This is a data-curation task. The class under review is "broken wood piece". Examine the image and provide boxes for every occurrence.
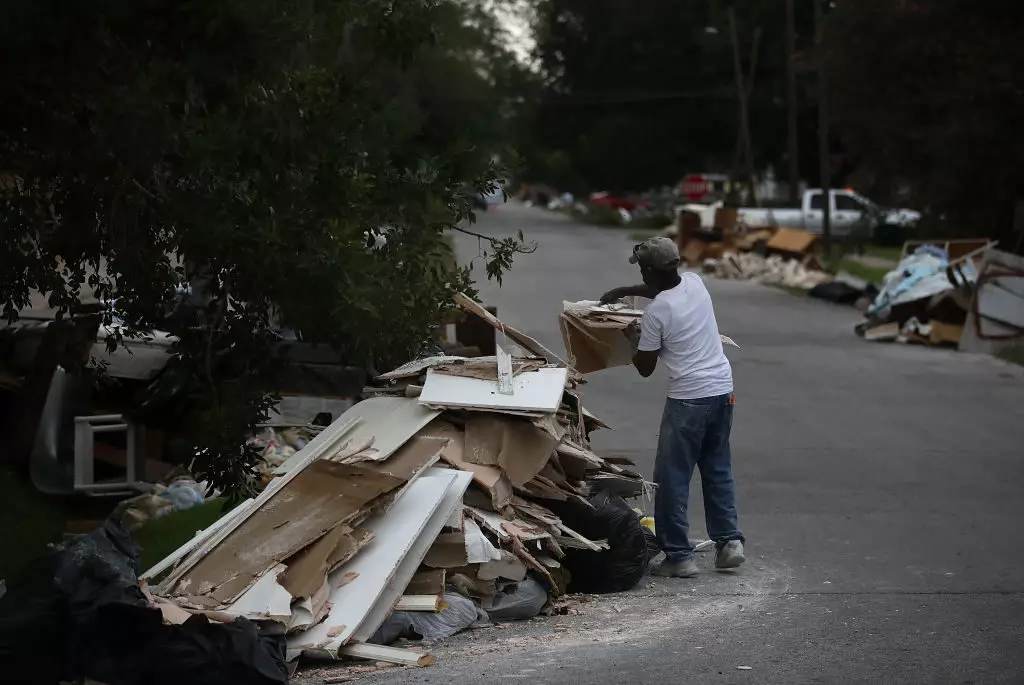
[340,643,435,668]
[454,292,571,369]
[394,595,446,612]
[475,551,528,582]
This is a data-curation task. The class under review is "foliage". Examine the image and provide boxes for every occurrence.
[825,1,1024,245]
[0,0,531,493]
[527,0,817,194]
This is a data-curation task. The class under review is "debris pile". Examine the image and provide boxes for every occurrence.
[857,241,998,348]
[65,292,650,675]
[702,251,832,290]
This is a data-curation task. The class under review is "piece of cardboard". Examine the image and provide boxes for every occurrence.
[559,313,633,374]
[463,414,557,487]
[423,532,470,568]
[929,320,965,346]
[767,227,817,255]
[423,422,514,509]
[404,569,446,596]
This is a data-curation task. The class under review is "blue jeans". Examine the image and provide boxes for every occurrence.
[655,393,744,562]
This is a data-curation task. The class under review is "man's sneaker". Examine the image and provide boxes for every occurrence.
[715,540,746,569]
[651,557,699,578]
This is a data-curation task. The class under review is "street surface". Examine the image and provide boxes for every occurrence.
[312,202,1024,684]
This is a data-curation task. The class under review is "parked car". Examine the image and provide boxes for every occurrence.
[737,189,921,237]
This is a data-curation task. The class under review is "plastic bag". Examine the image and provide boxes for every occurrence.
[0,519,287,685]
[549,489,652,593]
[369,592,486,645]
[485,577,548,621]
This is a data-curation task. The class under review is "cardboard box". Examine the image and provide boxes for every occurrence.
[559,313,634,374]
[767,227,817,255]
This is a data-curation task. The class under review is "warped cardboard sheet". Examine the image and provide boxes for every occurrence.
[419,366,567,413]
[423,421,513,510]
[287,469,472,659]
[463,414,558,487]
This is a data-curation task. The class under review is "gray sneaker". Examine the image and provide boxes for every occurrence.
[715,540,746,569]
[652,557,699,578]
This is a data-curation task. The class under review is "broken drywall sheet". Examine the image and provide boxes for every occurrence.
[463,414,558,487]
[222,564,294,624]
[375,356,468,382]
[463,518,502,564]
[419,366,568,413]
[288,468,472,659]
[171,461,402,607]
[324,397,442,464]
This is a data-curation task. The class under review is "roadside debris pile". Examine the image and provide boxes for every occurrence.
[0,292,656,683]
[857,241,999,348]
[667,209,835,291]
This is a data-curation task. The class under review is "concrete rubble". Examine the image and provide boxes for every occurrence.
[132,293,651,675]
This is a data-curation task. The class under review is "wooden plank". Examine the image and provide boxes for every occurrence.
[394,595,445,612]
[339,643,435,668]
[419,366,568,413]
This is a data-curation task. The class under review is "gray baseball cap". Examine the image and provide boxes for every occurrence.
[629,236,681,270]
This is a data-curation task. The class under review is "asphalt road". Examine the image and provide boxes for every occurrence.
[306,202,1024,684]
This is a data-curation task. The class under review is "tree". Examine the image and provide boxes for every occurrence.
[0,0,529,492]
[825,1,1024,245]
[527,0,817,194]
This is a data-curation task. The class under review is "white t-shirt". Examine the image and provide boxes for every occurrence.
[637,273,733,400]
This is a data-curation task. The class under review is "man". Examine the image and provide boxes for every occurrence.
[601,237,745,578]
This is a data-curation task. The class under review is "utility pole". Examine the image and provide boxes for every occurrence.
[729,8,759,206]
[815,0,831,256]
[785,0,800,204]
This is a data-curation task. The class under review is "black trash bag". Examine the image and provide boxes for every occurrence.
[0,519,288,685]
[548,490,652,593]
[808,281,865,305]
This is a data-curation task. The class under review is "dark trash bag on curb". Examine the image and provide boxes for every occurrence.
[549,490,652,593]
[0,519,287,685]
[808,281,865,305]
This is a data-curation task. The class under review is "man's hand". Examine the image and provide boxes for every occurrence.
[599,283,659,304]
[600,288,624,305]
[623,320,641,348]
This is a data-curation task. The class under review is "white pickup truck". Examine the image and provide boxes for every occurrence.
[737,189,921,237]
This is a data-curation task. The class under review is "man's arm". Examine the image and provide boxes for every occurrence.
[600,284,659,304]
[624,320,659,377]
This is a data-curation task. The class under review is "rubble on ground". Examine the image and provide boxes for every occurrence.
[0,293,657,681]
[856,241,1002,349]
